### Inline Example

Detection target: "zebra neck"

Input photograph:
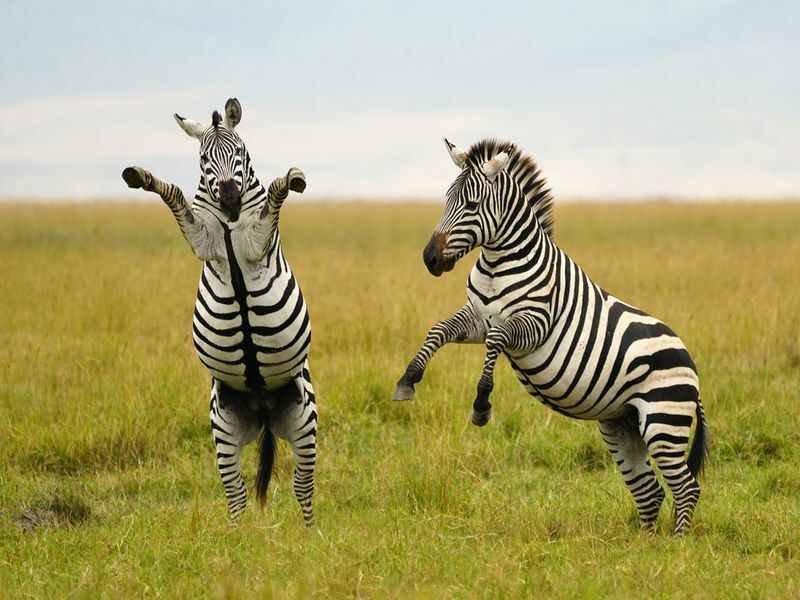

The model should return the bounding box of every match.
[240,173,267,217]
[481,201,548,267]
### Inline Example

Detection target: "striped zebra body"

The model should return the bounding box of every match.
[394,138,708,536]
[192,214,311,393]
[470,245,699,423]
[123,98,316,526]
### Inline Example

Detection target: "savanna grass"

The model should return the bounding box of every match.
[1,201,799,598]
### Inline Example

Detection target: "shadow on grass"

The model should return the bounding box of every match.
[17,490,92,533]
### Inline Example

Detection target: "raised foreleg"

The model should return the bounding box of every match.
[122,166,218,260]
[472,312,544,426]
[249,168,307,260]
[393,303,485,401]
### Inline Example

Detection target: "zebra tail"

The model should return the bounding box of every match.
[255,424,277,508]
[687,399,709,478]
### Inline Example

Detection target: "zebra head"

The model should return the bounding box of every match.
[175,98,247,222]
[423,138,514,276]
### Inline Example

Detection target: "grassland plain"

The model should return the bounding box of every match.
[0,201,799,599]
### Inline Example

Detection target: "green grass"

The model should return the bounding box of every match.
[1,201,799,598]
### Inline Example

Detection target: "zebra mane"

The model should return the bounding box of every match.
[212,110,222,127]
[466,138,555,239]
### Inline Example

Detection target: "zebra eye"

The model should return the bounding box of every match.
[464,199,479,211]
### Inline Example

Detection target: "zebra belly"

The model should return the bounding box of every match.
[247,266,311,386]
[192,325,306,392]
[506,298,699,421]
[192,262,309,393]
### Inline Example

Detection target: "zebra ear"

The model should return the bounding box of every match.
[224,98,242,128]
[444,138,467,168]
[174,114,206,139]
[481,152,510,182]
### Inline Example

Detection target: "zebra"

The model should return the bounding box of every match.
[393,138,709,536]
[122,98,317,526]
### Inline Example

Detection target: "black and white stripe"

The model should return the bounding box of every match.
[123,98,316,525]
[394,138,708,536]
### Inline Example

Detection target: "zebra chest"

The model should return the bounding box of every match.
[469,295,504,329]
[467,271,517,327]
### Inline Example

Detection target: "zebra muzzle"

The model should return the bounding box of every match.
[423,232,455,276]
[219,180,242,222]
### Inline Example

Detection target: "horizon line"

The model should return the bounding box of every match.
[2,195,800,205]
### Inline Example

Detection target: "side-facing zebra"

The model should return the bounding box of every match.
[122,98,317,525]
[393,138,708,536]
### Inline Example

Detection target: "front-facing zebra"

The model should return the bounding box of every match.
[122,98,317,525]
[394,138,708,536]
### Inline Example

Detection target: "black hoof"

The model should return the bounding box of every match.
[122,167,144,189]
[392,383,415,401]
[471,407,492,426]
[288,171,306,193]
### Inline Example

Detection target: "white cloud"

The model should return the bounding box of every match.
[0,88,217,165]
[1,90,799,200]
[0,90,496,199]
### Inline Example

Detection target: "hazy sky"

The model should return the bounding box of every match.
[1,1,798,200]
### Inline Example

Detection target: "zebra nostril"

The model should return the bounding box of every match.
[423,240,436,267]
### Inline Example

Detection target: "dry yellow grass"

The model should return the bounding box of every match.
[1,201,799,598]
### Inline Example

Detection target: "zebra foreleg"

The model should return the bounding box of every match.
[598,414,665,530]
[210,382,261,523]
[472,329,509,426]
[121,165,216,260]
[393,303,484,401]
[472,314,543,426]
[251,168,307,258]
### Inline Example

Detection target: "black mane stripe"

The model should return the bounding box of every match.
[466,138,555,240]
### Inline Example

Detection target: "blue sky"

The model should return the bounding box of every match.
[1,0,798,200]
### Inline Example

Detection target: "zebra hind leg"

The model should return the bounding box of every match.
[276,363,317,526]
[598,413,665,531]
[638,402,700,537]
[210,382,261,523]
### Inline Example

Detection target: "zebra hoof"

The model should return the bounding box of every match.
[288,169,306,193]
[392,384,415,401]
[471,407,492,427]
[122,167,145,189]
